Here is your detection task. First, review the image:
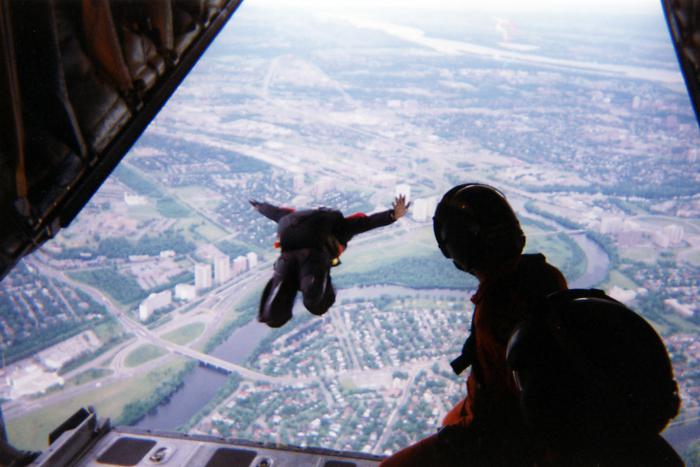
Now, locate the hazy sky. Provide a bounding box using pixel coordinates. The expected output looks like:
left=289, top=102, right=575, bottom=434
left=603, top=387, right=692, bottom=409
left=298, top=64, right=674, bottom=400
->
left=253, top=0, right=662, bottom=16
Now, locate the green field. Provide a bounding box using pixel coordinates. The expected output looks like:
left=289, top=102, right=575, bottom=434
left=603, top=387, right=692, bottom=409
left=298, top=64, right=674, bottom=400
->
left=681, top=248, right=700, bottom=267
left=179, top=218, right=229, bottom=243
left=526, top=233, right=586, bottom=283
left=620, top=246, right=659, bottom=263
left=216, top=239, right=253, bottom=258
left=114, top=164, right=162, bottom=197
left=67, top=368, right=114, bottom=387
left=161, top=322, right=205, bottom=345
left=126, top=203, right=161, bottom=219
left=156, top=198, right=192, bottom=218
left=7, top=359, right=186, bottom=450
left=340, top=227, right=436, bottom=274
left=93, top=319, right=128, bottom=342
left=334, top=224, right=586, bottom=289
left=125, top=344, right=167, bottom=368
left=196, top=222, right=229, bottom=241
left=601, top=269, right=638, bottom=290
left=172, top=186, right=225, bottom=210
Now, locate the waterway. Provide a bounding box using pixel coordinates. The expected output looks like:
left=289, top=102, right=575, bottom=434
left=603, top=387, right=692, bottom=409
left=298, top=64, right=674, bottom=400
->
left=135, top=320, right=270, bottom=430
left=569, top=233, right=609, bottom=288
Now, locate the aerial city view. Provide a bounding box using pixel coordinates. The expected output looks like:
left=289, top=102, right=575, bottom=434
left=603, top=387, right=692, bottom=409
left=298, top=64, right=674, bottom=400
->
left=2, top=0, right=700, bottom=461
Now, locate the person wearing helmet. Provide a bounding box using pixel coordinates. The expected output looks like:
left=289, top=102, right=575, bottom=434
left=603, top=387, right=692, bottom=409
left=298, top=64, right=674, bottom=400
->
left=251, top=195, right=410, bottom=327
left=381, top=183, right=567, bottom=466
left=507, top=289, right=682, bottom=466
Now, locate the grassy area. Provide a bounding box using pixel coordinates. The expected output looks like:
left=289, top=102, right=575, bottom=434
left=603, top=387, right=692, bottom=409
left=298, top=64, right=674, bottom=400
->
left=681, top=248, right=700, bottom=267
left=126, top=203, right=161, bottom=219
left=525, top=233, right=586, bottom=283
left=333, top=224, right=588, bottom=290
left=114, top=164, right=162, bottom=197
left=339, top=377, right=357, bottom=391
left=216, top=239, right=252, bottom=259
left=195, top=222, right=229, bottom=242
left=172, top=186, right=224, bottom=210
left=67, top=368, right=114, bottom=387
left=124, top=344, right=167, bottom=368
left=161, top=322, right=205, bottom=345
left=147, top=315, right=173, bottom=330
left=601, top=269, right=638, bottom=290
left=7, top=358, right=187, bottom=451
left=93, top=319, right=127, bottom=342
left=179, top=219, right=210, bottom=242
left=156, top=198, right=192, bottom=218
left=620, top=246, right=659, bottom=263
left=339, top=226, right=436, bottom=274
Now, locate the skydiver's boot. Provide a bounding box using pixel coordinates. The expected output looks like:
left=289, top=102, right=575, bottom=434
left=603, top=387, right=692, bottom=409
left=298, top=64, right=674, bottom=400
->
left=258, top=254, right=298, bottom=327
left=300, top=250, right=336, bottom=316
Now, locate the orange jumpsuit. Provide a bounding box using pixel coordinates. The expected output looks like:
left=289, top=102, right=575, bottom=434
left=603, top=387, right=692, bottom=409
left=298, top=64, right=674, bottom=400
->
left=381, top=254, right=567, bottom=466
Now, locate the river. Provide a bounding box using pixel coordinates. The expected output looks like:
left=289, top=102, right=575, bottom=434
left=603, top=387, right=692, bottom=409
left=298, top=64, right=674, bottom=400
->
left=135, top=320, right=270, bottom=430
left=569, top=233, right=610, bottom=288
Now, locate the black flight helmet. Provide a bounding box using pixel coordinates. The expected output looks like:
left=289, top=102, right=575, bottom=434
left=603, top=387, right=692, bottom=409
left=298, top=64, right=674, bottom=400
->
left=433, top=183, right=525, bottom=273
left=506, top=289, right=681, bottom=446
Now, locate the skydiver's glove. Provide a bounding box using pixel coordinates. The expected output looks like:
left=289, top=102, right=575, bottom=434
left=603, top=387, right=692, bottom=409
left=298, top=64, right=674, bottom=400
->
left=450, top=334, right=475, bottom=375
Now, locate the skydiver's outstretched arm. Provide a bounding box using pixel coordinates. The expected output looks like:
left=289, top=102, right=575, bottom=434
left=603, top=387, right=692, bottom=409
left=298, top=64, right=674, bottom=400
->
left=343, top=195, right=410, bottom=236
left=250, top=200, right=295, bottom=223
left=343, top=210, right=394, bottom=236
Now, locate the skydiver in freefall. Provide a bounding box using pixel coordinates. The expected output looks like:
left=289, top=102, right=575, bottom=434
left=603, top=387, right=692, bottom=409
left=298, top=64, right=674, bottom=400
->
left=250, top=194, right=410, bottom=327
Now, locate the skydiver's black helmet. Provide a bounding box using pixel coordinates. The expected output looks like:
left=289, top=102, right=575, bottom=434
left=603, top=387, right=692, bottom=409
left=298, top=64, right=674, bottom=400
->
left=506, top=289, right=680, bottom=447
left=433, top=183, right=525, bottom=273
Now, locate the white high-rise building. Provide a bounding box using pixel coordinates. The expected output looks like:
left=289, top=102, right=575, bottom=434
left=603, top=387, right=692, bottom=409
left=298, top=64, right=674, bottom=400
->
left=395, top=183, right=411, bottom=203
left=139, top=290, right=172, bottom=321
left=246, top=252, right=258, bottom=269
left=194, top=263, right=212, bottom=290
left=412, top=198, right=428, bottom=222
left=411, top=196, right=438, bottom=222
left=175, top=284, right=197, bottom=301
left=232, top=256, right=247, bottom=275
left=214, top=255, right=231, bottom=284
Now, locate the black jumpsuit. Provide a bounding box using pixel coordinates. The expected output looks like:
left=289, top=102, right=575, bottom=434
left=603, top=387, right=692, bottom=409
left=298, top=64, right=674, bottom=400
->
left=255, top=202, right=396, bottom=327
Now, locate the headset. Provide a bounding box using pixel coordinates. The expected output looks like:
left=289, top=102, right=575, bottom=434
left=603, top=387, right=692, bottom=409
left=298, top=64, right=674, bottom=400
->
left=433, top=183, right=525, bottom=272
left=506, top=289, right=680, bottom=442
